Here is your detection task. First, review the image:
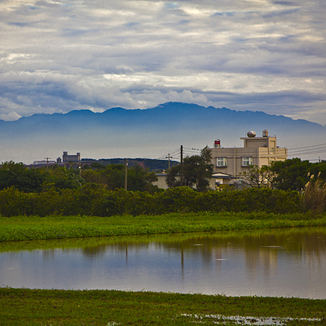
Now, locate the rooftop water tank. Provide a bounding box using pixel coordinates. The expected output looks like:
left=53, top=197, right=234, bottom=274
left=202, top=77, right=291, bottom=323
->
left=247, top=130, right=256, bottom=138
left=214, top=139, right=221, bottom=148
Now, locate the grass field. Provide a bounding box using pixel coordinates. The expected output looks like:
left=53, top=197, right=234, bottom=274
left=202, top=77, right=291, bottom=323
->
left=0, top=288, right=325, bottom=325
left=1, top=212, right=326, bottom=242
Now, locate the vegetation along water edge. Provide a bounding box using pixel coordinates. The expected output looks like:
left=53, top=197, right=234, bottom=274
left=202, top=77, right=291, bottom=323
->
left=1, top=212, right=326, bottom=242
left=0, top=288, right=325, bottom=325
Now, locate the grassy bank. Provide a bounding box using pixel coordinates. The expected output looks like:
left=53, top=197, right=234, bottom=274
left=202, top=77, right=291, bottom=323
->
left=0, top=288, right=325, bottom=325
left=1, top=212, right=326, bottom=242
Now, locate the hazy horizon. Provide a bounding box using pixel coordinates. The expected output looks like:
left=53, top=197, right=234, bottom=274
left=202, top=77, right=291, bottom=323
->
left=0, top=102, right=325, bottom=165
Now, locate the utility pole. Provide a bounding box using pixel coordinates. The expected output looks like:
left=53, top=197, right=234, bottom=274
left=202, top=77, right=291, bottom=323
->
left=125, top=159, right=128, bottom=191
left=180, top=145, right=183, bottom=186
left=166, top=153, right=172, bottom=170
left=44, top=157, right=50, bottom=171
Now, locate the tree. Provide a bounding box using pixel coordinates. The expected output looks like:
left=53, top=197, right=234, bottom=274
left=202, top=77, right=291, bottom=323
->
left=166, top=146, right=213, bottom=192
left=46, top=165, right=85, bottom=190
left=0, top=161, right=47, bottom=192
left=127, top=164, right=158, bottom=192
left=166, top=164, right=179, bottom=188
left=82, top=163, right=158, bottom=192
left=240, top=165, right=277, bottom=189
left=269, top=158, right=311, bottom=191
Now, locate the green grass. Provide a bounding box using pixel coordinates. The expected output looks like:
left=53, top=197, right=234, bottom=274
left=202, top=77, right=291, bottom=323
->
left=0, top=288, right=325, bottom=325
left=1, top=212, right=326, bottom=242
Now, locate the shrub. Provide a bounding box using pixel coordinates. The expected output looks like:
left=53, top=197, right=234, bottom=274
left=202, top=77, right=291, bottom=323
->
left=0, top=186, right=304, bottom=217
left=303, top=175, right=326, bottom=215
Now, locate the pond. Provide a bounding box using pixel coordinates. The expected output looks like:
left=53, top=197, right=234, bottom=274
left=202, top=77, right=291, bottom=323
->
left=1, top=227, right=326, bottom=299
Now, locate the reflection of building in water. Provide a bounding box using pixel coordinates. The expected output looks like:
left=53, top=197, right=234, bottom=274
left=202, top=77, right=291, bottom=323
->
left=212, top=247, right=223, bottom=268
left=245, top=246, right=279, bottom=280
left=261, top=248, right=278, bottom=274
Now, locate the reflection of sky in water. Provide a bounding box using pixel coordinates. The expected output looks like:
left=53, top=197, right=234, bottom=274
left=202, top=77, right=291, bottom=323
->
left=1, top=229, right=326, bottom=299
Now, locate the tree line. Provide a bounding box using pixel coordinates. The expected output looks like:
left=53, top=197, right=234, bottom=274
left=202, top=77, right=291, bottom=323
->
left=1, top=155, right=326, bottom=216
left=0, top=147, right=214, bottom=193
left=0, top=161, right=158, bottom=193
left=1, top=155, right=326, bottom=193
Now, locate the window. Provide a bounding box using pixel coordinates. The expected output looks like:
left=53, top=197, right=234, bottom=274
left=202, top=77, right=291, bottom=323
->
left=216, top=157, right=227, bottom=167
left=242, top=157, right=253, bottom=166
left=270, top=141, right=275, bottom=154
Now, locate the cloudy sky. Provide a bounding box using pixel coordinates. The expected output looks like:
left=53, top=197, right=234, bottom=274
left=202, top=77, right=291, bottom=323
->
left=1, top=0, right=326, bottom=124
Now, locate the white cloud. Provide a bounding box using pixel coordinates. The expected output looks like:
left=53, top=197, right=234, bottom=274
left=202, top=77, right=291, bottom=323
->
left=0, top=0, right=325, bottom=124
left=0, top=111, right=21, bottom=121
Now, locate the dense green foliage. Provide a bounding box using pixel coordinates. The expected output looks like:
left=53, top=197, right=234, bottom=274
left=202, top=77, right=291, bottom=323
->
left=83, top=163, right=158, bottom=192
left=245, top=158, right=326, bottom=191
left=0, top=161, right=48, bottom=192
left=0, top=161, right=85, bottom=192
left=269, top=158, right=314, bottom=190
left=0, top=161, right=158, bottom=193
left=0, top=186, right=303, bottom=217
left=2, top=158, right=326, bottom=218
left=1, top=288, right=325, bottom=325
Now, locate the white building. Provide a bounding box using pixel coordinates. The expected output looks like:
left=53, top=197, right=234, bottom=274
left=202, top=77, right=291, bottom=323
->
left=209, top=130, right=287, bottom=184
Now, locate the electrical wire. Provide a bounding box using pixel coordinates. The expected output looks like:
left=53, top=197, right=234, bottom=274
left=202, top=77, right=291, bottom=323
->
left=287, top=143, right=326, bottom=156
left=154, top=148, right=180, bottom=161
left=288, top=142, right=326, bottom=151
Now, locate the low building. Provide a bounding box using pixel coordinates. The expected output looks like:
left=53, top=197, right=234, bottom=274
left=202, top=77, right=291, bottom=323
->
left=62, top=151, right=81, bottom=163
left=209, top=172, right=235, bottom=190
left=153, top=173, right=169, bottom=189
left=209, top=130, right=287, bottom=184
left=33, top=160, right=56, bottom=166
left=153, top=173, right=181, bottom=190
left=155, top=171, right=234, bottom=190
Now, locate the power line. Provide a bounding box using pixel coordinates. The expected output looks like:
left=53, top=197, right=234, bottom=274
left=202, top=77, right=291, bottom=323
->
left=154, top=148, right=180, bottom=160
left=184, top=147, right=201, bottom=152
left=289, top=150, right=326, bottom=156
left=288, top=142, right=326, bottom=151
left=287, top=142, right=326, bottom=156
left=288, top=147, right=326, bottom=156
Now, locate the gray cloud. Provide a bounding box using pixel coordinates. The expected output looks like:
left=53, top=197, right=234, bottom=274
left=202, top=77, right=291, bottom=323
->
left=0, top=0, right=325, bottom=126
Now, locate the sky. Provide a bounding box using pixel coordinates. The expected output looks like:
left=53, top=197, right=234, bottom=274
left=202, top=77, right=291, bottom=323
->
left=1, top=0, right=326, bottom=125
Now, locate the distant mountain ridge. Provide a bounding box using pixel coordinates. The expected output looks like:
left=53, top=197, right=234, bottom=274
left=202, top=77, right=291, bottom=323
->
left=0, top=102, right=325, bottom=163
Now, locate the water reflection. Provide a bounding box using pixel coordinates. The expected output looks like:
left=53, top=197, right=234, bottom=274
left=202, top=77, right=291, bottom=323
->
left=1, top=227, right=326, bottom=299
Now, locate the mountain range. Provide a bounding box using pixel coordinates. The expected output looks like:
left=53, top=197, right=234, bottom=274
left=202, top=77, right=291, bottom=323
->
left=0, top=102, right=325, bottom=164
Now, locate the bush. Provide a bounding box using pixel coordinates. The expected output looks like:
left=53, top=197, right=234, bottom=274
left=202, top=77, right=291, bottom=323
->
left=0, top=186, right=304, bottom=217
left=303, top=176, right=326, bottom=215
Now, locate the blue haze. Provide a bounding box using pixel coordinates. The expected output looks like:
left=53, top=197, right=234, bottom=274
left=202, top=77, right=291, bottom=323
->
left=0, top=102, right=325, bottom=164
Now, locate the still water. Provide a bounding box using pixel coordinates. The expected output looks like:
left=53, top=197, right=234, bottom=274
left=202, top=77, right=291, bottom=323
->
left=1, top=227, right=326, bottom=299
